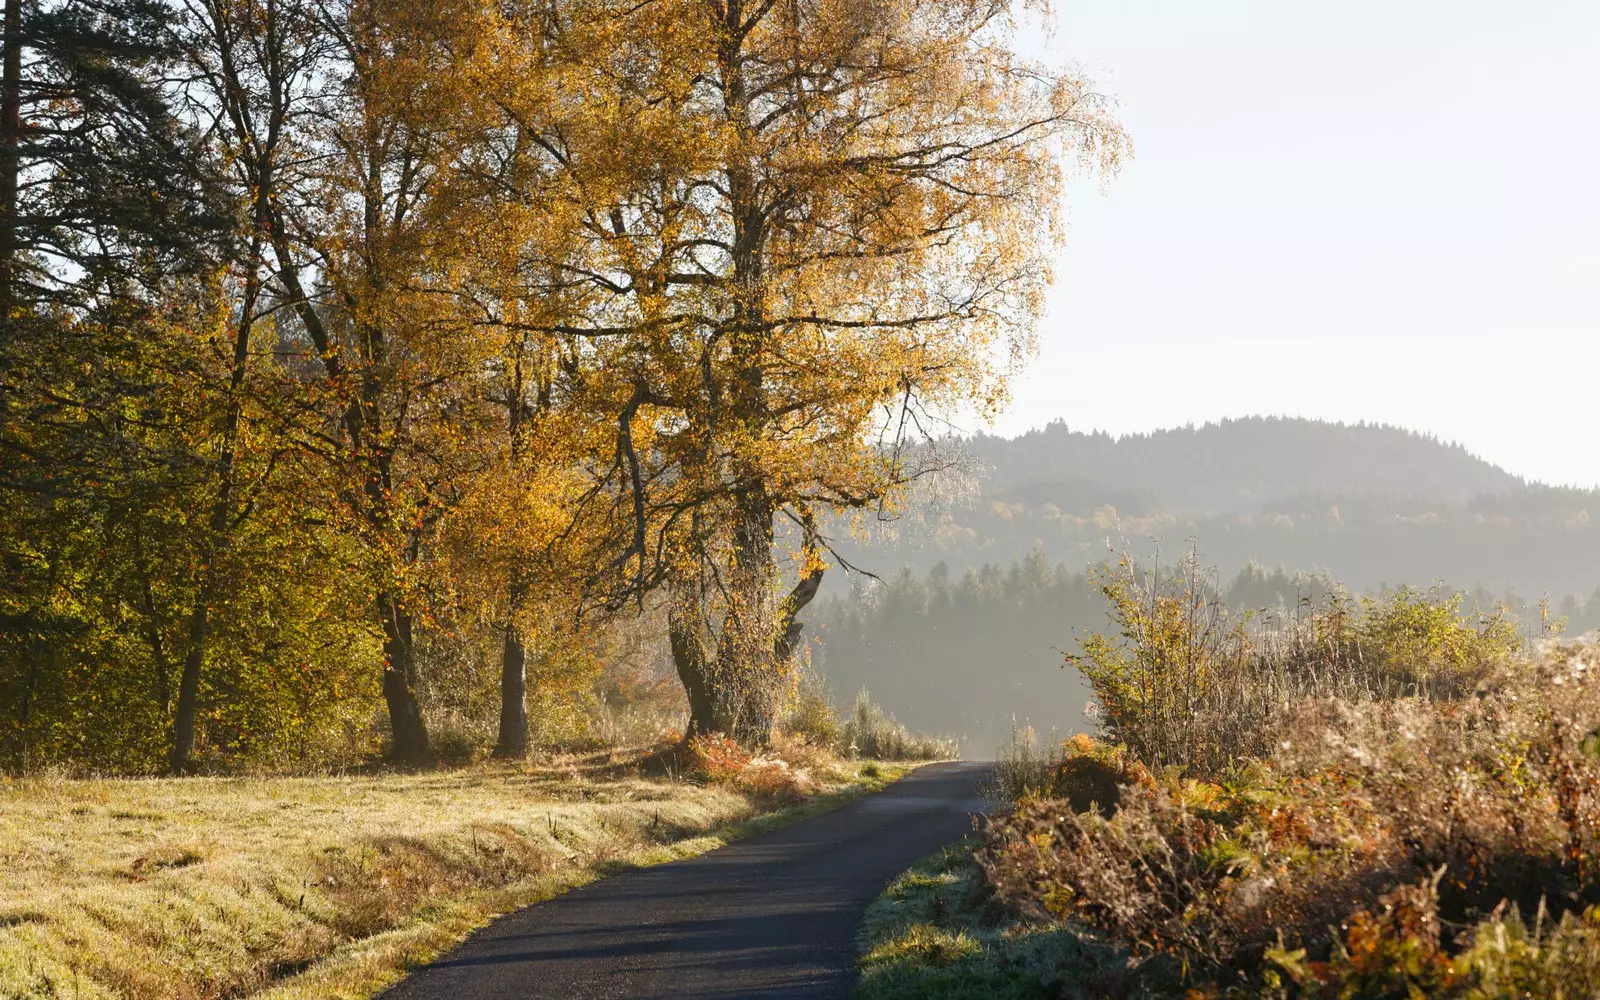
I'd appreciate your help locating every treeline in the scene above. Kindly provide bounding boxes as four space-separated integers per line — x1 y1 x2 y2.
811 554 1597 752
0 0 1124 773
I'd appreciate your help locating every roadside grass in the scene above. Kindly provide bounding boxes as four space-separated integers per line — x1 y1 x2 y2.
854 841 1128 1000
0 747 914 1000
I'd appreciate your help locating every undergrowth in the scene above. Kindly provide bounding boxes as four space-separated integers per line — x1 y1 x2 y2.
878 557 1600 998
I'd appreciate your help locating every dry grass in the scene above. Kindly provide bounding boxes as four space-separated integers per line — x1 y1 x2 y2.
975 640 1600 998
841 691 960 762
0 747 910 1000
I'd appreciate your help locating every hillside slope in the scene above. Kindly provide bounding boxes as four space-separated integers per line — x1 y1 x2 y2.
968 416 1527 513
822 417 1592 596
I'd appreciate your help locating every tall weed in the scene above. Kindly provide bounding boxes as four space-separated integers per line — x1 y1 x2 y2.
842 690 959 761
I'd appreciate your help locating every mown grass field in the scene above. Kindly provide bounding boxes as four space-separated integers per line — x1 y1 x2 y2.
0 748 911 1000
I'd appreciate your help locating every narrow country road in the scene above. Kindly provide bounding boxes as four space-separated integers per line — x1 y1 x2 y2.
380 760 993 1000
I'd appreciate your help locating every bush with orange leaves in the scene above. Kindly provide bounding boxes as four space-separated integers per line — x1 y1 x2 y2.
977 630 1600 997
682 732 838 805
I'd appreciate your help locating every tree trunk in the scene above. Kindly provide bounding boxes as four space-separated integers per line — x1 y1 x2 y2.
667 499 825 746
715 489 779 742
494 623 528 757
0 0 22 324
495 340 530 758
168 600 208 774
167 263 260 776
131 535 172 714
377 592 432 767
669 597 719 738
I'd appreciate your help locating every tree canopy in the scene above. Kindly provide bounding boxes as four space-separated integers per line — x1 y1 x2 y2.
0 0 1121 773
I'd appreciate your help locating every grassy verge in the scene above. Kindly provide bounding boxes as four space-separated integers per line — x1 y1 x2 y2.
1 749 915 1000
854 841 1125 1000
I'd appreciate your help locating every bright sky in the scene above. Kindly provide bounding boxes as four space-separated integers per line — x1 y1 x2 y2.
991 0 1600 488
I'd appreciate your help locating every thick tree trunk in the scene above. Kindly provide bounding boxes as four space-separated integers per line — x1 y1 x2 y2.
669 598 719 738
668 503 827 747
494 624 528 757
715 490 779 742
377 592 431 767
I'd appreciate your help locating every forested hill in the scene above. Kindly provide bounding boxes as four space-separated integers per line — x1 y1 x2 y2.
822 416 1596 599
968 417 1527 513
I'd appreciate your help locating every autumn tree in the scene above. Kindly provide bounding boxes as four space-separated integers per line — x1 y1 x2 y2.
394 0 692 758
0 0 261 772
187 0 658 766
566 0 1125 741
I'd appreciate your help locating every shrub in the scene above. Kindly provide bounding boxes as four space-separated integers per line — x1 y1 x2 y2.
425 710 496 765
842 690 958 761
683 732 754 782
681 731 831 804
977 642 1600 997
1067 554 1525 775
779 667 842 749
989 723 1063 804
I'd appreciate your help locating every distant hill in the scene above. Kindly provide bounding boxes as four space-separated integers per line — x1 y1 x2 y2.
968 417 1527 513
822 416 1596 597
811 417 1600 753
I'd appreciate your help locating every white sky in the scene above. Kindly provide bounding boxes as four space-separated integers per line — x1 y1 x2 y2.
991 0 1600 487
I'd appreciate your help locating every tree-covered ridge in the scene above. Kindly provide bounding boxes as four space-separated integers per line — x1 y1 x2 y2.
831 418 1595 598
969 417 1527 511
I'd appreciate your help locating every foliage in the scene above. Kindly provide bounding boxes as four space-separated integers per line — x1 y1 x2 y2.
973 638 1600 999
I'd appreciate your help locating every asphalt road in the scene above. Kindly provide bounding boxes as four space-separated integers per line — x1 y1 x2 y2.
380 760 993 1000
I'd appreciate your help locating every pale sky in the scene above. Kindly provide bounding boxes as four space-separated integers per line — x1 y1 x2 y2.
992 0 1600 488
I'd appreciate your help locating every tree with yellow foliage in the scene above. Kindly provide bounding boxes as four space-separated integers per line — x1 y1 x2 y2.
555 0 1126 740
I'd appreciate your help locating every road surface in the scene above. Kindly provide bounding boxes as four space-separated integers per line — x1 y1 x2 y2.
381 760 992 999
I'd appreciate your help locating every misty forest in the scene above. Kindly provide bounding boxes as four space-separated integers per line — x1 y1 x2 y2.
4 1 1599 999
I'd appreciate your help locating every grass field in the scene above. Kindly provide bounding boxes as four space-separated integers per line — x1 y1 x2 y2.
0 748 910 1000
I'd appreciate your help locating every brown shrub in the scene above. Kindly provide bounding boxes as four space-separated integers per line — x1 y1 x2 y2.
682 731 829 804
979 644 1600 996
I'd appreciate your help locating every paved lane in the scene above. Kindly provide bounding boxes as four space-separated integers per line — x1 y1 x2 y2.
381 761 992 999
